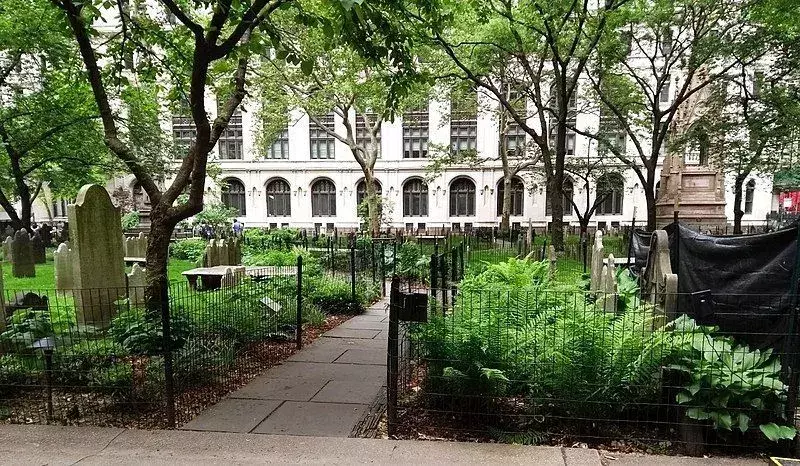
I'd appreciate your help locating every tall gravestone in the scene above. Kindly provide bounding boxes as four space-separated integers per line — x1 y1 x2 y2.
10 230 35 277
3 225 13 240
68 184 126 327
53 242 74 290
36 224 53 247
589 230 605 293
2 236 12 262
127 263 147 306
30 232 46 264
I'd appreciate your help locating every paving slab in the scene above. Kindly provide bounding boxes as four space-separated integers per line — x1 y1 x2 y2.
563 447 601 465
334 348 386 365
180 399 282 433
311 380 385 404
323 327 381 339
226 374 330 401
354 313 387 321
251 401 367 437
373 330 388 340
262 361 386 381
339 318 388 330
286 340 348 363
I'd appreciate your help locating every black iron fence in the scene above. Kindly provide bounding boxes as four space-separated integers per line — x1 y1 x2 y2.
0 266 302 428
387 280 800 455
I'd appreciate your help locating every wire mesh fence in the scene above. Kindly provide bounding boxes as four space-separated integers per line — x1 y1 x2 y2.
0 266 301 428
388 283 800 455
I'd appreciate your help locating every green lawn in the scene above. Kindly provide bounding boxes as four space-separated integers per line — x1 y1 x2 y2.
2 254 196 291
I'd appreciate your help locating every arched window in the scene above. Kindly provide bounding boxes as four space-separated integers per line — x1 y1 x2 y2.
745 179 755 214
221 178 246 216
496 177 524 216
546 178 574 216
311 179 336 217
596 173 625 215
265 179 291 217
449 178 476 216
356 179 383 213
403 178 428 217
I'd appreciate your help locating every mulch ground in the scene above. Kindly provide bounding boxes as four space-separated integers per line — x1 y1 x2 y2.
0 314 353 429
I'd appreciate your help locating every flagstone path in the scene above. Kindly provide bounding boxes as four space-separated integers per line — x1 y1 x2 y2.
181 297 389 437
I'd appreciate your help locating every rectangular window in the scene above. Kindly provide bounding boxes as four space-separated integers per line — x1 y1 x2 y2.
403 111 429 158
599 108 626 154
566 132 576 156
451 114 477 155
660 76 671 103
218 110 243 159
356 114 381 158
172 115 195 158
310 113 336 159
267 128 290 159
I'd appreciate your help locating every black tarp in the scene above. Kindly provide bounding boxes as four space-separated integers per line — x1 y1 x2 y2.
664 223 800 350
629 229 652 276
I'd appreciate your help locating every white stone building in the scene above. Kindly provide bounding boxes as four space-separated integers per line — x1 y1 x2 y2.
15 91 776 233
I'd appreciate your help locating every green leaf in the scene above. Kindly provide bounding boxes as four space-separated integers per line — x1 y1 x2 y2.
737 413 750 433
759 423 797 442
686 408 711 420
676 391 692 404
300 59 314 75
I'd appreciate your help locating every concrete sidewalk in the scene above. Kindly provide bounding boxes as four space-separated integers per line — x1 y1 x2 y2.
0 424 768 465
180 298 388 436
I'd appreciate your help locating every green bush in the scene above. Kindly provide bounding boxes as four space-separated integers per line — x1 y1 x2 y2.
121 211 140 230
173 337 236 386
110 308 189 355
308 277 361 314
243 228 299 254
170 238 207 262
413 256 796 443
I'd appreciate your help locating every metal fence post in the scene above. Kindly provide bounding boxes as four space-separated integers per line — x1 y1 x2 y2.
160 276 176 428
439 253 447 310
371 240 377 290
429 252 438 306
350 239 357 306
381 242 387 297
296 255 303 350
387 278 400 437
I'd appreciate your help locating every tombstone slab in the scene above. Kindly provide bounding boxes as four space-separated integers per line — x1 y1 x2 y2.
127 263 146 306
10 230 35 277
2 236 12 262
589 230 605 293
30 232 46 264
53 243 74 290
68 184 126 327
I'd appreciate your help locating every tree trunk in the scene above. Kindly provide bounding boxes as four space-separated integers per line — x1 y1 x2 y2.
549 172 565 251
144 206 177 309
500 173 512 233
364 170 380 236
645 169 657 230
733 174 746 235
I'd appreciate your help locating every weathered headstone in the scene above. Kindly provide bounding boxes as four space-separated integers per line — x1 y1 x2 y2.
547 245 557 282
220 266 245 288
127 263 146 306
598 258 619 313
53 243 74 290
204 239 219 267
30 232 46 264
3 225 13 239
68 184 126 327
123 232 148 258
36 224 53 247
2 236 12 262
589 230 605 293
10 230 35 277
643 230 678 322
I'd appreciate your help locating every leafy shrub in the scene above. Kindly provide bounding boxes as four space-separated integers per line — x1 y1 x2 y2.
0 310 55 351
0 355 40 391
110 308 189 355
54 338 127 384
121 211 140 230
170 238 207 262
89 361 134 399
666 316 796 442
173 337 235 386
243 228 299 253
308 277 361 314
395 241 428 282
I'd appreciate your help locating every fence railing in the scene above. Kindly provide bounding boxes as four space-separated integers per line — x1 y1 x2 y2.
387 281 800 455
0 266 302 428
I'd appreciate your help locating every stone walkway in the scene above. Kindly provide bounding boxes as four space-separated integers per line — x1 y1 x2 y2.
181 297 389 437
